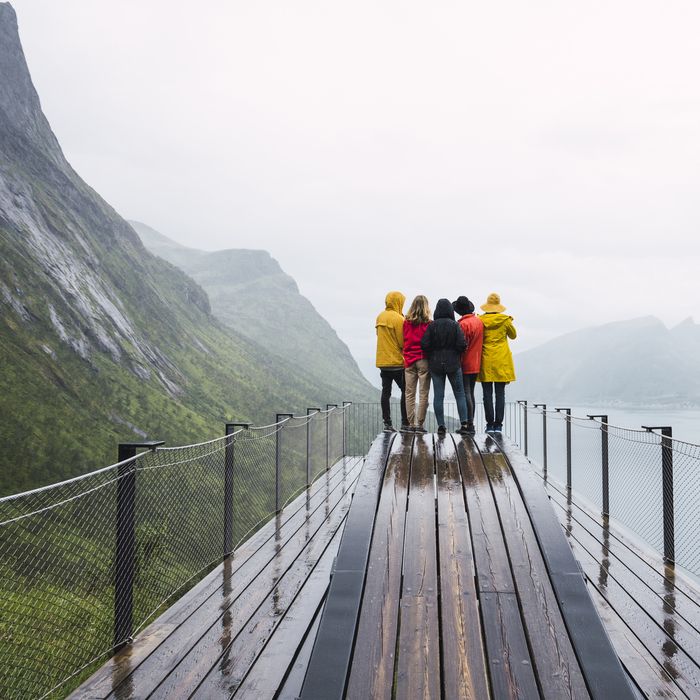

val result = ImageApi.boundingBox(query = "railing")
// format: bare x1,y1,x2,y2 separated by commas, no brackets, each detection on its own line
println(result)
513,401,700,580
0,403,350,700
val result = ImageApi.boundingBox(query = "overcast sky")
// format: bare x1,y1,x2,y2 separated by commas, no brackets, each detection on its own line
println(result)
11,0,700,383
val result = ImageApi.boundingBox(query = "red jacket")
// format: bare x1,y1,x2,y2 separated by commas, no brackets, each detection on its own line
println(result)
403,321,429,367
458,314,484,374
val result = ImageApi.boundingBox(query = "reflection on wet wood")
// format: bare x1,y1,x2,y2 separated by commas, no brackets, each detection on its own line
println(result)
477,439,589,699
395,435,440,700
345,436,411,700
435,436,489,700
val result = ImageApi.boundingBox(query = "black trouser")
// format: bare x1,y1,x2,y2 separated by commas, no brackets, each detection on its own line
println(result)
380,368,408,425
482,381,506,428
462,373,478,424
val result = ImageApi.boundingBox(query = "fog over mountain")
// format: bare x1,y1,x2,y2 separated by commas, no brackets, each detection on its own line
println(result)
515,316,700,406
0,3,373,495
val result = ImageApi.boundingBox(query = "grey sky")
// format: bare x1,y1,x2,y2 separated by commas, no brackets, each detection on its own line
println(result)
11,0,700,383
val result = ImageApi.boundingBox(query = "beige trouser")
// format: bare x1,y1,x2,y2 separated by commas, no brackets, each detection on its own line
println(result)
404,359,431,427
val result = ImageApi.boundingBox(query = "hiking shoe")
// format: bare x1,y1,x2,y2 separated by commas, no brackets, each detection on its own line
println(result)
485,424,495,433
400,424,413,434
466,422,476,434
493,424,503,433
383,422,396,433
437,425,447,436
458,422,470,435
414,426,428,434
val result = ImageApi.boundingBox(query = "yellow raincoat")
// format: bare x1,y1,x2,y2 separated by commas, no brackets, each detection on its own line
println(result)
375,291,405,368
477,313,517,383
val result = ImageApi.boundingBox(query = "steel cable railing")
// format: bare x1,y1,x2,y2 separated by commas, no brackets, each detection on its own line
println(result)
517,401,700,579
0,403,352,700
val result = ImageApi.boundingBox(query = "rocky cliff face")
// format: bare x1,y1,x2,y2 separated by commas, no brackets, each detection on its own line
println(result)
131,221,375,400
0,3,372,495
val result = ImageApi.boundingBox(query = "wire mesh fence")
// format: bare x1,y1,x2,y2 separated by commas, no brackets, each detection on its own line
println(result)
519,402,700,580
0,404,351,699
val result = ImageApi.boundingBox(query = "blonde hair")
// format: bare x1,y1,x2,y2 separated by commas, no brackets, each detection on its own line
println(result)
405,295,431,324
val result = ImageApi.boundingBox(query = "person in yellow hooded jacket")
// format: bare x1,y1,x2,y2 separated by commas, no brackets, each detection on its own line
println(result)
477,292,517,433
375,291,409,431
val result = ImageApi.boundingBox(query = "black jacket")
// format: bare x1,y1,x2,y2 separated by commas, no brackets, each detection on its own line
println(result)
420,298,467,374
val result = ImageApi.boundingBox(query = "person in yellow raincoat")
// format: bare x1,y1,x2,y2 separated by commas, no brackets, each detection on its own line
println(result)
477,292,516,433
375,291,409,431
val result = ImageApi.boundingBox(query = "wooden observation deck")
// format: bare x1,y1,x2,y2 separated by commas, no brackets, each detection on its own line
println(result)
73,432,696,699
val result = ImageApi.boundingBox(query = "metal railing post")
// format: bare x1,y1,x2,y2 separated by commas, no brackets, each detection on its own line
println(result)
224,423,249,557
326,405,338,470
342,401,352,457
275,414,293,513
114,440,163,650
518,400,528,456
306,409,321,487
643,426,674,563
588,415,609,516
555,408,572,490
534,404,547,478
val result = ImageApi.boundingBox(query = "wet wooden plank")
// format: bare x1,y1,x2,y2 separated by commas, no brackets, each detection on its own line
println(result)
276,601,325,700
476,437,589,700
346,436,412,700
73,456,357,699
395,435,440,699
549,494,700,697
300,432,398,700
149,462,361,698
434,436,489,700
454,436,539,699
234,590,327,700
546,479,700,636
578,556,684,699
192,521,346,698
107,458,362,699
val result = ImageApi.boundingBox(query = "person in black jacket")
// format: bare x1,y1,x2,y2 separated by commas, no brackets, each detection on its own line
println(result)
420,298,470,435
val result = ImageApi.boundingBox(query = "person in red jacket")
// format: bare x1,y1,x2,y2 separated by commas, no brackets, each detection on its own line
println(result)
453,296,484,434
403,295,431,433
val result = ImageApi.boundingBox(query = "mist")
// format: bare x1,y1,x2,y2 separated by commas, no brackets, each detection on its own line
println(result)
11,0,700,383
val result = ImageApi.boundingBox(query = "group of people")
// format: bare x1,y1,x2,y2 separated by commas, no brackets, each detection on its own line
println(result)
375,292,517,435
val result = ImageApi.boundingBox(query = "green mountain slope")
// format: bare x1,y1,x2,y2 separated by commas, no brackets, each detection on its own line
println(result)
130,220,376,400
0,3,372,496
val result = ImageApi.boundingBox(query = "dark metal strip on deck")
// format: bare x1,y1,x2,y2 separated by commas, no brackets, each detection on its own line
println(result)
299,432,397,700
491,435,637,700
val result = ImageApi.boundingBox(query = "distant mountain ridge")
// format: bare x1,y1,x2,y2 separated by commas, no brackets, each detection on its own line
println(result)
0,3,374,495
130,221,374,400
515,315,700,406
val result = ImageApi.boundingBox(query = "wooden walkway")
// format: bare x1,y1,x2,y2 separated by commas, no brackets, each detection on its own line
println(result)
73,433,643,699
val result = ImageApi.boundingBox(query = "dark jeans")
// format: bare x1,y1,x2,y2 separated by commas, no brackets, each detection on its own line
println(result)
380,368,408,425
482,381,506,428
462,373,478,424
431,368,468,426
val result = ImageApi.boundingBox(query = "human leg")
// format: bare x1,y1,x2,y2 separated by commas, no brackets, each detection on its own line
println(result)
416,359,431,428
448,369,468,424
494,382,506,430
482,382,495,430
393,370,409,427
431,371,446,428
404,364,418,426
465,374,478,426
462,374,474,425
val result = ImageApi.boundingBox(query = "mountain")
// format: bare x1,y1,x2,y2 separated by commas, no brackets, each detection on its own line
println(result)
0,3,373,496
130,221,375,400
514,316,700,406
